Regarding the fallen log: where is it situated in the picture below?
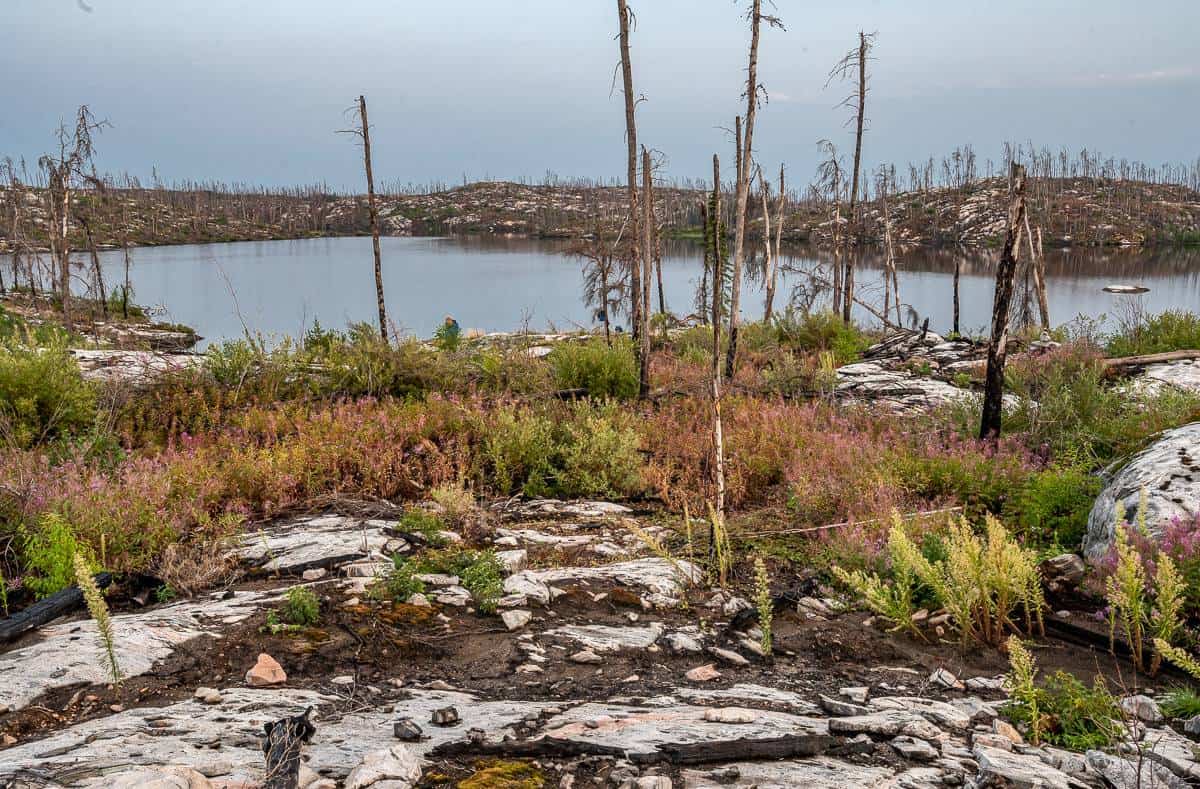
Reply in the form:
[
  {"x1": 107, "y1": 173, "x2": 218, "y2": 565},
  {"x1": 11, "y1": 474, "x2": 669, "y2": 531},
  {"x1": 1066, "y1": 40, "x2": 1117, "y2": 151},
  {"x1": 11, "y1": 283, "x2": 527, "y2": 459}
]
[
  {"x1": 0, "y1": 573, "x2": 112, "y2": 646},
  {"x1": 1100, "y1": 349, "x2": 1200, "y2": 376},
  {"x1": 431, "y1": 731, "x2": 836, "y2": 766}
]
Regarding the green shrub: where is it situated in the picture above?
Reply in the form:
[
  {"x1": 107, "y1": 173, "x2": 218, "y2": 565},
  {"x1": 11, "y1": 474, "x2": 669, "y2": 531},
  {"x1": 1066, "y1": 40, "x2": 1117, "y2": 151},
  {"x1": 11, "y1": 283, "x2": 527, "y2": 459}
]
[
  {"x1": 555, "y1": 402, "x2": 643, "y2": 498},
  {"x1": 281, "y1": 586, "x2": 320, "y2": 626},
  {"x1": 397, "y1": 508, "x2": 447, "y2": 543},
  {"x1": 1161, "y1": 687, "x2": 1200, "y2": 720},
  {"x1": 1003, "y1": 467, "x2": 1103, "y2": 548},
  {"x1": 771, "y1": 308, "x2": 869, "y2": 364},
  {"x1": 1006, "y1": 669, "x2": 1120, "y2": 750},
  {"x1": 0, "y1": 339, "x2": 97, "y2": 449},
  {"x1": 24, "y1": 513, "x2": 91, "y2": 598},
  {"x1": 482, "y1": 407, "x2": 557, "y2": 496},
  {"x1": 373, "y1": 557, "x2": 426, "y2": 602},
  {"x1": 416, "y1": 547, "x2": 505, "y2": 614},
  {"x1": 1107, "y1": 310, "x2": 1200, "y2": 357},
  {"x1": 548, "y1": 339, "x2": 638, "y2": 399}
]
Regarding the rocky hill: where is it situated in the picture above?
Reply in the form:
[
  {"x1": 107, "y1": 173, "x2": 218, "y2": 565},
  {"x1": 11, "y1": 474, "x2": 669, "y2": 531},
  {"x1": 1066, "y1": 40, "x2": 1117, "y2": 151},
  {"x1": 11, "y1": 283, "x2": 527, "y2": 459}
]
[{"x1": 2, "y1": 176, "x2": 1198, "y2": 253}]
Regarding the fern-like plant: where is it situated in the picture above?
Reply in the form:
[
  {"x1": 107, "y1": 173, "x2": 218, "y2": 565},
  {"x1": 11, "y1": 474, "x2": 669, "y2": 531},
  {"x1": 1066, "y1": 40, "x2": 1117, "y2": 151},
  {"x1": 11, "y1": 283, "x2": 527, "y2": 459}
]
[
  {"x1": 1106, "y1": 525, "x2": 1147, "y2": 671},
  {"x1": 1005, "y1": 636, "x2": 1042, "y2": 745},
  {"x1": 74, "y1": 551, "x2": 121, "y2": 685},
  {"x1": 1149, "y1": 554, "x2": 1185, "y2": 676},
  {"x1": 753, "y1": 556, "x2": 773, "y2": 657},
  {"x1": 1154, "y1": 639, "x2": 1200, "y2": 681}
]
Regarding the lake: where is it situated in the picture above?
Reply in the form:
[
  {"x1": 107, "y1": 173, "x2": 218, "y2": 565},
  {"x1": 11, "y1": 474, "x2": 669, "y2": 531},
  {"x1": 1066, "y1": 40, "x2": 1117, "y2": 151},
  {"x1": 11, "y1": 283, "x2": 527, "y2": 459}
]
[{"x1": 52, "y1": 236, "x2": 1200, "y2": 346}]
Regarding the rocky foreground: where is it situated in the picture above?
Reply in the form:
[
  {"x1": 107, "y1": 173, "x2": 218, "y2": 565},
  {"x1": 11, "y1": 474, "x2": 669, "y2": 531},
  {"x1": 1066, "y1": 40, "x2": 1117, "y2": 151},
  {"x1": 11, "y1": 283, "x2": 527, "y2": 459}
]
[{"x1": 1, "y1": 499, "x2": 1198, "y2": 789}]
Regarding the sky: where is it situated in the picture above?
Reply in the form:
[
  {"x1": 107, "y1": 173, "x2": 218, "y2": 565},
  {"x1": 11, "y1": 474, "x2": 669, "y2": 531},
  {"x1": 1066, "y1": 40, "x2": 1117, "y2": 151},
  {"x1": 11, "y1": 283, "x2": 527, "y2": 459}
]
[{"x1": 2, "y1": 0, "x2": 1198, "y2": 192}]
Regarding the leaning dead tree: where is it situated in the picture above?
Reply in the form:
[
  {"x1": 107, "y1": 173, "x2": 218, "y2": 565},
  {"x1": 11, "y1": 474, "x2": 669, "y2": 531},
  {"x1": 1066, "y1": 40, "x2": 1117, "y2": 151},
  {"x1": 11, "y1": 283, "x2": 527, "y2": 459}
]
[
  {"x1": 616, "y1": 0, "x2": 647, "y2": 397},
  {"x1": 828, "y1": 31, "x2": 874, "y2": 324},
  {"x1": 758, "y1": 163, "x2": 786, "y2": 321},
  {"x1": 641, "y1": 147, "x2": 654, "y2": 368},
  {"x1": 980, "y1": 163, "x2": 1028, "y2": 441},
  {"x1": 341, "y1": 96, "x2": 389, "y2": 341},
  {"x1": 724, "y1": 0, "x2": 783, "y2": 379}
]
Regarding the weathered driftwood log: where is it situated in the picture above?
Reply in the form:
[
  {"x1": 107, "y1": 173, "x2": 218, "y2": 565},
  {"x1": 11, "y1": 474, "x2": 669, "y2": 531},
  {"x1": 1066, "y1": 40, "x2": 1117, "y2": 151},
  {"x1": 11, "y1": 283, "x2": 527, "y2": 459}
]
[
  {"x1": 0, "y1": 573, "x2": 112, "y2": 645},
  {"x1": 262, "y1": 706, "x2": 316, "y2": 789},
  {"x1": 1100, "y1": 349, "x2": 1200, "y2": 376}
]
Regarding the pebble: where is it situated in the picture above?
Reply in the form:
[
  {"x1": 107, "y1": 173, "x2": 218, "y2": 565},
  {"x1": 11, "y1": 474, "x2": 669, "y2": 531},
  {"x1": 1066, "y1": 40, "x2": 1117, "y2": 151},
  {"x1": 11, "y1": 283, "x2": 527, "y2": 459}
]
[
  {"x1": 891, "y1": 735, "x2": 939, "y2": 761},
  {"x1": 991, "y1": 718, "x2": 1023, "y2": 745},
  {"x1": 407, "y1": 593, "x2": 431, "y2": 607},
  {"x1": 929, "y1": 667, "x2": 960, "y2": 689},
  {"x1": 430, "y1": 706, "x2": 460, "y2": 726},
  {"x1": 702, "y1": 707, "x2": 756, "y2": 724},
  {"x1": 685, "y1": 664, "x2": 721, "y2": 682},
  {"x1": 193, "y1": 687, "x2": 222, "y2": 705},
  {"x1": 301, "y1": 568, "x2": 327, "y2": 581},
  {"x1": 393, "y1": 717, "x2": 423, "y2": 742},
  {"x1": 1119, "y1": 694, "x2": 1164, "y2": 724},
  {"x1": 708, "y1": 647, "x2": 750, "y2": 666},
  {"x1": 501, "y1": 610, "x2": 533, "y2": 631},
  {"x1": 840, "y1": 686, "x2": 870, "y2": 704},
  {"x1": 424, "y1": 680, "x2": 455, "y2": 691},
  {"x1": 331, "y1": 675, "x2": 355, "y2": 686}
]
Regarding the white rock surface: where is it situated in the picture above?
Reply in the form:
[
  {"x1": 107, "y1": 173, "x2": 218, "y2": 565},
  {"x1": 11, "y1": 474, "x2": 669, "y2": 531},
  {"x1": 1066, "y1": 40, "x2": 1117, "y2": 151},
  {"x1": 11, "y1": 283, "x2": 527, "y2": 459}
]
[
  {"x1": 544, "y1": 623, "x2": 664, "y2": 652},
  {"x1": 503, "y1": 558, "x2": 700, "y2": 605},
  {"x1": 0, "y1": 590, "x2": 271, "y2": 712},
  {"x1": 1084, "y1": 422, "x2": 1200, "y2": 559},
  {"x1": 344, "y1": 744, "x2": 422, "y2": 789},
  {"x1": 680, "y1": 758, "x2": 895, "y2": 788},
  {"x1": 239, "y1": 515, "x2": 400, "y2": 573}
]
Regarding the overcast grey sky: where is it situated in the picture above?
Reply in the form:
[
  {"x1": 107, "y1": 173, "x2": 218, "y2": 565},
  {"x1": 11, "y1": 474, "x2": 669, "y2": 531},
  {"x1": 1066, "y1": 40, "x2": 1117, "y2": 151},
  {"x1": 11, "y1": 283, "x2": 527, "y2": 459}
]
[{"x1": 2, "y1": 0, "x2": 1197, "y2": 191}]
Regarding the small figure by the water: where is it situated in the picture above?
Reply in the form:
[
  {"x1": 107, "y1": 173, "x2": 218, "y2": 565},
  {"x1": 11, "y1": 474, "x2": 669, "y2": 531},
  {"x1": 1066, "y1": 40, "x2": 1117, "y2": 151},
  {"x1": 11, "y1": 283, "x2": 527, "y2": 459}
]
[{"x1": 434, "y1": 314, "x2": 462, "y2": 350}]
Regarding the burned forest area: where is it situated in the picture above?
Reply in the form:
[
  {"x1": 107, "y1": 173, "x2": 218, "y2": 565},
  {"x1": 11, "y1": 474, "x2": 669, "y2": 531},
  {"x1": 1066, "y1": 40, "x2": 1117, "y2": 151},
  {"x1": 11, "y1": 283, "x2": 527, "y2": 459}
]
[{"x1": 2, "y1": 2, "x2": 1200, "y2": 789}]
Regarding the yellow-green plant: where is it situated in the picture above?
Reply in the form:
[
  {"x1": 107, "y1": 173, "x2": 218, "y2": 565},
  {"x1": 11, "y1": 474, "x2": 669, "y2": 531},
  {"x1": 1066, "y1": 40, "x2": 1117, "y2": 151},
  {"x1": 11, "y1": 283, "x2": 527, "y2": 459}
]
[
  {"x1": 1106, "y1": 525, "x2": 1147, "y2": 671},
  {"x1": 835, "y1": 513, "x2": 1043, "y2": 647},
  {"x1": 1005, "y1": 636, "x2": 1042, "y2": 745},
  {"x1": 833, "y1": 519, "x2": 920, "y2": 636},
  {"x1": 707, "y1": 505, "x2": 734, "y2": 589},
  {"x1": 1154, "y1": 639, "x2": 1200, "y2": 681},
  {"x1": 1149, "y1": 554, "x2": 1185, "y2": 676},
  {"x1": 753, "y1": 556, "x2": 773, "y2": 656},
  {"x1": 74, "y1": 552, "x2": 121, "y2": 685}
]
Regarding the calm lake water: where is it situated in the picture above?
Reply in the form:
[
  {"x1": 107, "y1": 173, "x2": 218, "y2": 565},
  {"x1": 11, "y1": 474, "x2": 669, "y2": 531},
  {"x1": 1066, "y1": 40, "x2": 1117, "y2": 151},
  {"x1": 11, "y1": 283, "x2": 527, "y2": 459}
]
[{"x1": 56, "y1": 236, "x2": 1200, "y2": 346}]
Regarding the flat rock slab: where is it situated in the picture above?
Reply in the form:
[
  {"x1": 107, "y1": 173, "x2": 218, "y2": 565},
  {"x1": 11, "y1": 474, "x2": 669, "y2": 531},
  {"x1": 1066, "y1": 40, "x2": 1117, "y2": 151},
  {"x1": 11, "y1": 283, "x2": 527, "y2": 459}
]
[
  {"x1": 239, "y1": 515, "x2": 400, "y2": 573},
  {"x1": 1084, "y1": 422, "x2": 1200, "y2": 559},
  {"x1": 541, "y1": 702, "x2": 831, "y2": 763},
  {"x1": 680, "y1": 757, "x2": 897, "y2": 787},
  {"x1": 501, "y1": 500, "x2": 633, "y2": 521},
  {"x1": 836, "y1": 362, "x2": 1018, "y2": 416},
  {"x1": 974, "y1": 745, "x2": 1085, "y2": 789},
  {"x1": 504, "y1": 558, "x2": 701, "y2": 606},
  {"x1": 544, "y1": 623, "x2": 665, "y2": 652},
  {"x1": 1131, "y1": 359, "x2": 1200, "y2": 397},
  {"x1": 71, "y1": 349, "x2": 200, "y2": 385},
  {"x1": 0, "y1": 687, "x2": 555, "y2": 786},
  {"x1": 666, "y1": 684, "x2": 822, "y2": 716},
  {"x1": 0, "y1": 590, "x2": 272, "y2": 712}
]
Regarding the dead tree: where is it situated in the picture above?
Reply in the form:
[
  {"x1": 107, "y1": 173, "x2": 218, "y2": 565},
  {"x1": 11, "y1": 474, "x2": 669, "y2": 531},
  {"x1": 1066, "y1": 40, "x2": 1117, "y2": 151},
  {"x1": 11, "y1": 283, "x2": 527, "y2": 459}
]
[
  {"x1": 707, "y1": 154, "x2": 727, "y2": 527},
  {"x1": 1023, "y1": 213, "x2": 1050, "y2": 330},
  {"x1": 353, "y1": 96, "x2": 389, "y2": 341},
  {"x1": 38, "y1": 106, "x2": 107, "y2": 328},
  {"x1": 616, "y1": 0, "x2": 646, "y2": 396},
  {"x1": 78, "y1": 214, "x2": 107, "y2": 316},
  {"x1": 815, "y1": 140, "x2": 843, "y2": 314},
  {"x1": 763, "y1": 163, "x2": 785, "y2": 322},
  {"x1": 980, "y1": 164, "x2": 1028, "y2": 441},
  {"x1": 952, "y1": 255, "x2": 962, "y2": 336},
  {"x1": 576, "y1": 227, "x2": 627, "y2": 346},
  {"x1": 725, "y1": 0, "x2": 783, "y2": 379},
  {"x1": 641, "y1": 146, "x2": 654, "y2": 372},
  {"x1": 828, "y1": 32, "x2": 875, "y2": 323}
]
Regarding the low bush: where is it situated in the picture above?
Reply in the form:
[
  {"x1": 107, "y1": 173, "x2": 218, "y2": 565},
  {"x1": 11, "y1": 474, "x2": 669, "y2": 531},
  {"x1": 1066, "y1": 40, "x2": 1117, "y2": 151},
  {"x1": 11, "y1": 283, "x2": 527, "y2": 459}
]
[
  {"x1": 280, "y1": 586, "x2": 320, "y2": 626},
  {"x1": 373, "y1": 556, "x2": 426, "y2": 602},
  {"x1": 415, "y1": 547, "x2": 505, "y2": 614},
  {"x1": 771, "y1": 308, "x2": 869, "y2": 364},
  {"x1": 1002, "y1": 466, "x2": 1103, "y2": 548},
  {"x1": 548, "y1": 339, "x2": 638, "y2": 399},
  {"x1": 23, "y1": 513, "x2": 91, "y2": 598},
  {"x1": 1005, "y1": 640, "x2": 1120, "y2": 750},
  {"x1": 1107, "y1": 310, "x2": 1200, "y2": 357},
  {"x1": 0, "y1": 339, "x2": 97, "y2": 449}
]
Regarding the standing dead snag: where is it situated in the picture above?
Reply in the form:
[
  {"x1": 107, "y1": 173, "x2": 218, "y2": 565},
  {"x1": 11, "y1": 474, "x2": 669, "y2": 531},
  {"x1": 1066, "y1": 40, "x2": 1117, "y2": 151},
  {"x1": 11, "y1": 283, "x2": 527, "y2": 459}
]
[
  {"x1": 815, "y1": 140, "x2": 844, "y2": 314},
  {"x1": 616, "y1": 0, "x2": 646, "y2": 397},
  {"x1": 641, "y1": 146, "x2": 654, "y2": 375},
  {"x1": 357, "y1": 96, "x2": 389, "y2": 341},
  {"x1": 725, "y1": 0, "x2": 783, "y2": 379},
  {"x1": 828, "y1": 32, "x2": 874, "y2": 324},
  {"x1": 707, "y1": 155, "x2": 727, "y2": 530},
  {"x1": 980, "y1": 164, "x2": 1028, "y2": 441},
  {"x1": 38, "y1": 106, "x2": 107, "y2": 329}
]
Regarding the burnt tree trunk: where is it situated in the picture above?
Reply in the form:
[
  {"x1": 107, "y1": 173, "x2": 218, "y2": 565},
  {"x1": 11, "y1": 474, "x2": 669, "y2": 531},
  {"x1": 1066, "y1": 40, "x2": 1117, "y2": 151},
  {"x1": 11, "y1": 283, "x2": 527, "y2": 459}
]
[
  {"x1": 842, "y1": 32, "x2": 869, "y2": 324},
  {"x1": 79, "y1": 215, "x2": 107, "y2": 316},
  {"x1": 708, "y1": 154, "x2": 727, "y2": 525},
  {"x1": 261, "y1": 707, "x2": 316, "y2": 789},
  {"x1": 980, "y1": 164, "x2": 1028, "y2": 441},
  {"x1": 358, "y1": 95, "x2": 388, "y2": 342},
  {"x1": 640, "y1": 146, "x2": 653, "y2": 393},
  {"x1": 616, "y1": 0, "x2": 644, "y2": 394},
  {"x1": 952, "y1": 256, "x2": 962, "y2": 336}
]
